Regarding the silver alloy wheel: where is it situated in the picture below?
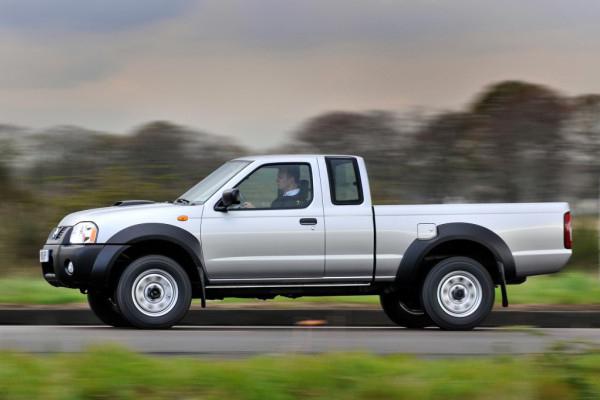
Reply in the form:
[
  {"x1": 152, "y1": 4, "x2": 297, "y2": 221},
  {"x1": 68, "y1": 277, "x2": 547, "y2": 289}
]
[
  {"x1": 436, "y1": 270, "x2": 482, "y2": 318},
  {"x1": 131, "y1": 269, "x2": 179, "y2": 317}
]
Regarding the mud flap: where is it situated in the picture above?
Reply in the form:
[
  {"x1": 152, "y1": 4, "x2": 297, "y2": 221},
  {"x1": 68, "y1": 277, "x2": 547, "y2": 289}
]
[
  {"x1": 199, "y1": 268, "x2": 207, "y2": 308},
  {"x1": 497, "y1": 261, "x2": 509, "y2": 307}
]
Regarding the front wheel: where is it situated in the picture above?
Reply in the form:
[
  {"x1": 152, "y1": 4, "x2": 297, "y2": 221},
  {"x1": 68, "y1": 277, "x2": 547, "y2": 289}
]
[
  {"x1": 115, "y1": 255, "x2": 192, "y2": 329},
  {"x1": 422, "y1": 257, "x2": 495, "y2": 331}
]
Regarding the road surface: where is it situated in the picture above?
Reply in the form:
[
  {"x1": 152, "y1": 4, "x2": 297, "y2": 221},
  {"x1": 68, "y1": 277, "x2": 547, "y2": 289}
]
[{"x1": 0, "y1": 326, "x2": 599, "y2": 356}]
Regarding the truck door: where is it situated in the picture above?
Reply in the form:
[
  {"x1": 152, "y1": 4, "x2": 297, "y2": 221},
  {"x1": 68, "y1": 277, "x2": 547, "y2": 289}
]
[
  {"x1": 200, "y1": 158, "x2": 325, "y2": 282},
  {"x1": 320, "y1": 156, "x2": 375, "y2": 281}
]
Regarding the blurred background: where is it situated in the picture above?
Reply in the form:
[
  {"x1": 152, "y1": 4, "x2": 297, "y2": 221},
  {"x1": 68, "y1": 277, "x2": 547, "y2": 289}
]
[
  {"x1": 0, "y1": 1, "x2": 600, "y2": 398},
  {"x1": 0, "y1": 0, "x2": 598, "y2": 277}
]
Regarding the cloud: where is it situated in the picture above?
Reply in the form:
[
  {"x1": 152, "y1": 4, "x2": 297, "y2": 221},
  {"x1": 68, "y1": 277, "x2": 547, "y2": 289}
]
[
  {"x1": 0, "y1": 0, "x2": 599, "y2": 148},
  {"x1": 0, "y1": 0, "x2": 194, "y2": 34},
  {"x1": 171, "y1": 0, "x2": 600, "y2": 51}
]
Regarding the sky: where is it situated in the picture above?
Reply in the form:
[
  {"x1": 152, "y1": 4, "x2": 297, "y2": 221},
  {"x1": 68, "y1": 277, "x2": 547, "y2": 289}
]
[{"x1": 0, "y1": 0, "x2": 599, "y2": 149}]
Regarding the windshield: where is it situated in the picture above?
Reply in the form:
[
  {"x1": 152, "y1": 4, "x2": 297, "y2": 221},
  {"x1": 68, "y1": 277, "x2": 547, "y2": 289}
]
[{"x1": 178, "y1": 160, "x2": 251, "y2": 204}]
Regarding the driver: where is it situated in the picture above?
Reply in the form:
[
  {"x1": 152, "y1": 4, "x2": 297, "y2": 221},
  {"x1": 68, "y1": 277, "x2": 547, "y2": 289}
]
[
  {"x1": 242, "y1": 165, "x2": 303, "y2": 208},
  {"x1": 271, "y1": 165, "x2": 303, "y2": 208}
]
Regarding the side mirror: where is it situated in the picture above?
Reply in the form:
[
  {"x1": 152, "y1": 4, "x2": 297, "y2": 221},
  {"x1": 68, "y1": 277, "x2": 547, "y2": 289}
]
[{"x1": 216, "y1": 188, "x2": 240, "y2": 211}]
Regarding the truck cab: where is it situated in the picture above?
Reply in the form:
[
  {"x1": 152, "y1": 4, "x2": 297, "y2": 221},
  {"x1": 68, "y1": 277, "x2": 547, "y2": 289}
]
[{"x1": 199, "y1": 155, "x2": 375, "y2": 283}]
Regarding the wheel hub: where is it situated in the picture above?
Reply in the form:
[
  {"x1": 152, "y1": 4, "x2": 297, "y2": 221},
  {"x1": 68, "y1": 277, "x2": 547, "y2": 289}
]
[
  {"x1": 146, "y1": 285, "x2": 162, "y2": 300},
  {"x1": 451, "y1": 286, "x2": 465, "y2": 300},
  {"x1": 131, "y1": 269, "x2": 178, "y2": 317},
  {"x1": 436, "y1": 270, "x2": 482, "y2": 318}
]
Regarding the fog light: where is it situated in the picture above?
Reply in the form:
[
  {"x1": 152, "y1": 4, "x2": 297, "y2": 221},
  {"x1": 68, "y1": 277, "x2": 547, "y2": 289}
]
[{"x1": 66, "y1": 261, "x2": 74, "y2": 275}]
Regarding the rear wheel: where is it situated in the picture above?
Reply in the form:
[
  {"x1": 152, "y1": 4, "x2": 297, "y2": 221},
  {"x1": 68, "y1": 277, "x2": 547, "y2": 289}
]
[
  {"x1": 422, "y1": 256, "x2": 495, "y2": 330},
  {"x1": 87, "y1": 289, "x2": 130, "y2": 327},
  {"x1": 115, "y1": 255, "x2": 192, "y2": 329},
  {"x1": 380, "y1": 291, "x2": 433, "y2": 329}
]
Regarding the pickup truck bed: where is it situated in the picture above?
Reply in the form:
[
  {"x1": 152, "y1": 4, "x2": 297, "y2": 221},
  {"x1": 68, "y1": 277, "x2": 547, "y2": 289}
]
[{"x1": 375, "y1": 202, "x2": 571, "y2": 280}]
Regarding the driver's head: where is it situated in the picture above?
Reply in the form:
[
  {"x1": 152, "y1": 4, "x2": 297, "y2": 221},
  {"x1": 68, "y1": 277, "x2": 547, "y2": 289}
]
[{"x1": 277, "y1": 165, "x2": 300, "y2": 192}]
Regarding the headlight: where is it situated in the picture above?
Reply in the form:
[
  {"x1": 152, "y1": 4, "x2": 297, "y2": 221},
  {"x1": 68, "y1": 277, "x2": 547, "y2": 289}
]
[{"x1": 69, "y1": 222, "x2": 98, "y2": 244}]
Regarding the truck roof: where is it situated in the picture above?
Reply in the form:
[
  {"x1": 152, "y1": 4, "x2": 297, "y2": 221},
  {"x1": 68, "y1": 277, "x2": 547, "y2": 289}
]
[{"x1": 233, "y1": 154, "x2": 359, "y2": 162}]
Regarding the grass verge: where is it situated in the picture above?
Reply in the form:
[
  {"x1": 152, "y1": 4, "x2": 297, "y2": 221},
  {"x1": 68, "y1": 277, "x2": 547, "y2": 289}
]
[
  {"x1": 1, "y1": 271, "x2": 599, "y2": 306},
  {"x1": 0, "y1": 276, "x2": 86, "y2": 305},
  {"x1": 1, "y1": 346, "x2": 599, "y2": 399}
]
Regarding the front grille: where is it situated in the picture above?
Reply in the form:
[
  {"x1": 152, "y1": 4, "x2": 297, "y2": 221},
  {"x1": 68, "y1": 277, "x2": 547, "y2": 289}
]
[{"x1": 49, "y1": 226, "x2": 67, "y2": 241}]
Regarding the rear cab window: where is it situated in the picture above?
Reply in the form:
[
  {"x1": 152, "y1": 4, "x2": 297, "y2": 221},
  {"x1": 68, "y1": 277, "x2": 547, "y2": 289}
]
[{"x1": 325, "y1": 157, "x2": 363, "y2": 205}]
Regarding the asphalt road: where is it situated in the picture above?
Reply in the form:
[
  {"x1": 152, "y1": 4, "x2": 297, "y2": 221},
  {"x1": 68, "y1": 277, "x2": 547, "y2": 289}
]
[{"x1": 1, "y1": 326, "x2": 599, "y2": 356}]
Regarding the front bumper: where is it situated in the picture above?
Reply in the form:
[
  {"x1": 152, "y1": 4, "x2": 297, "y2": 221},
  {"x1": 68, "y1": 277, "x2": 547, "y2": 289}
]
[{"x1": 41, "y1": 243, "x2": 104, "y2": 288}]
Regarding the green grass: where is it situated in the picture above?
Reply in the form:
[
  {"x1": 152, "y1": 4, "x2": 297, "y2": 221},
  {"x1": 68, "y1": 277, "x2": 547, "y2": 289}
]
[
  {"x1": 1, "y1": 271, "x2": 599, "y2": 306},
  {"x1": 0, "y1": 346, "x2": 599, "y2": 399},
  {"x1": 0, "y1": 277, "x2": 86, "y2": 305},
  {"x1": 504, "y1": 271, "x2": 600, "y2": 305}
]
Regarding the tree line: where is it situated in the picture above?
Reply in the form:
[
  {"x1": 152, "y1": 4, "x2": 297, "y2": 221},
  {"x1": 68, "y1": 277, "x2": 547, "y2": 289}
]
[{"x1": 0, "y1": 80, "x2": 598, "y2": 272}]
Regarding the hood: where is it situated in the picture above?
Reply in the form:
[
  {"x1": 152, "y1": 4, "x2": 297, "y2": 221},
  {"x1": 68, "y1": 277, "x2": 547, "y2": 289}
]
[{"x1": 58, "y1": 202, "x2": 204, "y2": 243}]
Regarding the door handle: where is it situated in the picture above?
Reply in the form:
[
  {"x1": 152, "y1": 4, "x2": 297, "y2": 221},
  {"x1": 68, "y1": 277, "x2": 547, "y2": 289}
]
[{"x1": 299, "y1": 218, "x2": 317, "y2": 225}]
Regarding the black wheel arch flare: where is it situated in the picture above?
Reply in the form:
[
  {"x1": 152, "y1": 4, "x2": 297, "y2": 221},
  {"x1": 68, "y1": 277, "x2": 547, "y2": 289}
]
[
  {"x1": 396, "y1": 222, "x2": 517, "y2": 287},
  {"x1": 90, "y1": 223, "x2": 207, "y2": 304}
]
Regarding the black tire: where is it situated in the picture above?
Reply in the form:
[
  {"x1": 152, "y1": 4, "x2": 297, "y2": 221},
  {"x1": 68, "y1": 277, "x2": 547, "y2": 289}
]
[
  {"x1": 115, "y1": 255, "x2": 192, "y2": 329},
  {"x1": 380, "y1": 291, "x2": 433, "y2": 329},
  {"x1": 87, "y1": 289, "x2": 130, "y2": 327},
  {"x1": 422, "y1": 256, "x2": 495, "y2": 331}
]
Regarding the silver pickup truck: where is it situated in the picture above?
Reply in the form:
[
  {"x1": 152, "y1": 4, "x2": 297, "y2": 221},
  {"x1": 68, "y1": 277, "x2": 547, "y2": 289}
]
[{"x1": 40, "y1": 155, "x2": 572, "y2": 330}]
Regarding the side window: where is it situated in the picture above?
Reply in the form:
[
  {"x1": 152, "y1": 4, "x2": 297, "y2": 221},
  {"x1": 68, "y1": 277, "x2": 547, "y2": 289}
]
[
  {"x1": 234, "y1": 163, "x2": 313, "y2": 210},
  {"x1": 326, "y1": 158, "x2": 363, "y2": 205}
]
